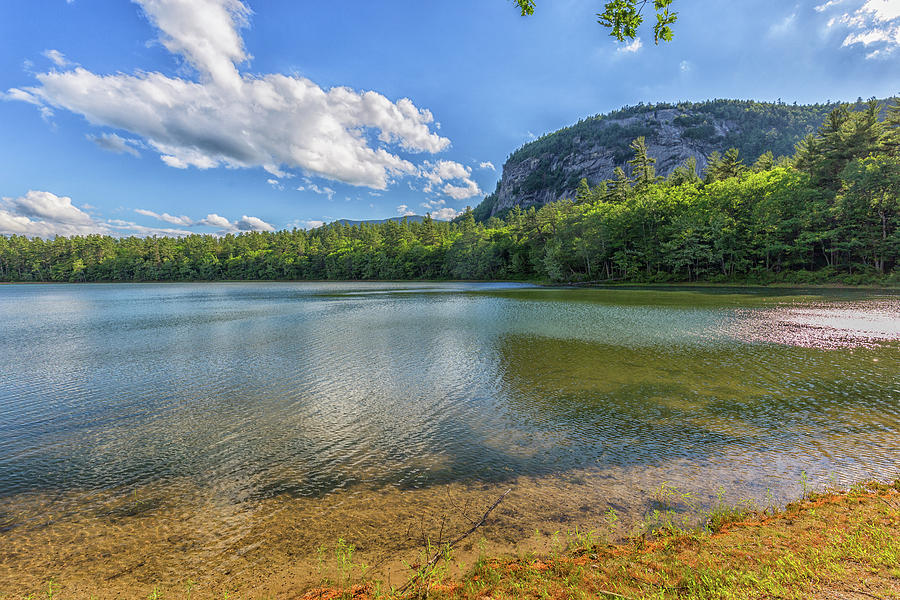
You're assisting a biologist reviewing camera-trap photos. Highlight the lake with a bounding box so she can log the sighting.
[1,282,898,597]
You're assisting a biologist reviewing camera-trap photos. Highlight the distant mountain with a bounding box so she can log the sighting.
[334,215,426,226]
[474,99,862,220]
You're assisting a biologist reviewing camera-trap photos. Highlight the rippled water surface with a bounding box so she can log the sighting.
[1,282,898,597]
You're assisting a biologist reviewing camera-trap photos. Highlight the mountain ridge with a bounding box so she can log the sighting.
[473,99,877,220]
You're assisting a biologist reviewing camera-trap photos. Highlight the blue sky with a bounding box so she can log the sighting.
[1,0,898,236]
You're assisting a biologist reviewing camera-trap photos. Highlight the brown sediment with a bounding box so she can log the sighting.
[0,464,724,599]
[5,471,897,599]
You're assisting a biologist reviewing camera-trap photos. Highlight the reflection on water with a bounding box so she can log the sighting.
[0,282,898,597]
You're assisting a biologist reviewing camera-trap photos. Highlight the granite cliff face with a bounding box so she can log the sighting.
[479,100,837,218]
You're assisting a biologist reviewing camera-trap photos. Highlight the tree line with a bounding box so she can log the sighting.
[1,99,898,285]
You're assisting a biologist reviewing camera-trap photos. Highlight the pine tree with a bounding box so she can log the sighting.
[721,148,747,179]
[627,136,658,188]
[881,97,900,157]
[793,134,820,175]
[703,150,723,184]
[844,99,883,159]
[817,105,852,187]
[575,178,593,203]
[604,167,631,202]
[752,150,775,173]
[667,156,700,186]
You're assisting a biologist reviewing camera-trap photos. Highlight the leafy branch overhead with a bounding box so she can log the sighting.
[513,0,677,44]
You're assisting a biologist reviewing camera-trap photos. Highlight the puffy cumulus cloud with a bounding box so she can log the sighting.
[430,207,461,221]
[396,204,416,217]
[479,161,496,171]
[0,190,99,236]
[89,133,141,157]
[420,194,464,220]
[821,0,900,57]
[8,0,451,190]
[136,209,275,232]
[0,190,192,237]
[6,190,95,226]
[442,179,481,201]
[235,215,275,231]
[420,159,482,200]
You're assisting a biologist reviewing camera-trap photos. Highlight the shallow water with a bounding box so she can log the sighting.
[1,282,898,597]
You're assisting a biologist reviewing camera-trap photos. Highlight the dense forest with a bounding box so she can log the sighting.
[1,99,898,285]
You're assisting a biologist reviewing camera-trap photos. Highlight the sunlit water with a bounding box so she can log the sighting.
[0,282,898,597]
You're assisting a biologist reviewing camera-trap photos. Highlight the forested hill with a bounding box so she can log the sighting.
[474,99,859,219]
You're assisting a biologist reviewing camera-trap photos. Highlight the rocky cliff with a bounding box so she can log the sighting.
[477,100,839,218]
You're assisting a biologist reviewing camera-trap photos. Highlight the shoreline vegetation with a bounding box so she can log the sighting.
[303,478,900,600]
[1,101,898,288]
[1,278,900,289]
[7,478,899,599]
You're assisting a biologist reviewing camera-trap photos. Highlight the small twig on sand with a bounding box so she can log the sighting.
[399,488,512,594]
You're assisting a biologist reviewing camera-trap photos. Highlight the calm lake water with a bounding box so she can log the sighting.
[1,282,898,596]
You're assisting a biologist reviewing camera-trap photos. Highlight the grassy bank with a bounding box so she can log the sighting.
[305,479,900,600]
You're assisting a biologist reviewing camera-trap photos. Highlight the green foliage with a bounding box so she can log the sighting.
[1,102,898,287]
[513,0,678,44]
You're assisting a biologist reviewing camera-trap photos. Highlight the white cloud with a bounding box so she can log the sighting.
[196,213,275,232]
[824,0,900,57]
[616,37,642,54]
[0,190,96,236]
[106,219,195,236]
[42,49,71,67]
[816,0,845,12]
[679,60,692,72]
[89,133,141,157]
[136,208,275,232]
[297,219,324,229]
[235,215,275,231]
[8,0,452,190]
[200,213,232,229]
[421,198,446,210]
[430,207,461,221]
[442,180,481,200]
[0,190,193,237]
[843,27,898,46]
[396,204,416,217]
[134,208,193,225]
[419,159,482,200]
[859,0,900,21]
[479,161,495,171]
[296,181,336,200]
